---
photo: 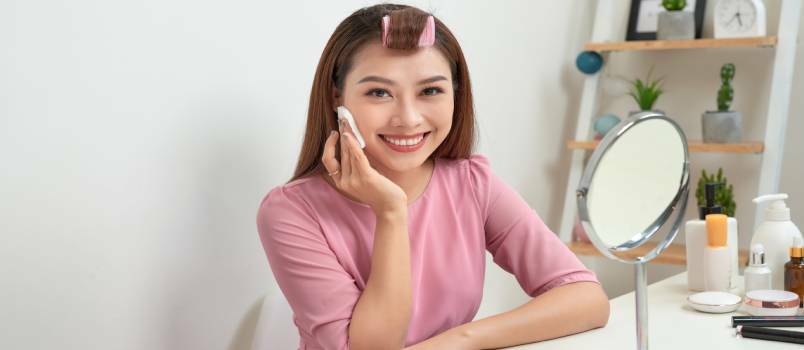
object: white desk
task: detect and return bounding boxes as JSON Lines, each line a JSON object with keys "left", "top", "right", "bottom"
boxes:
{"left": 505, "top": 272, "right": 803, "bottom": 349}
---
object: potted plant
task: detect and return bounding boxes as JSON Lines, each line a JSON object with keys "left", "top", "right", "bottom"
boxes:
{"left": 695, "top": 167, "right": 736, "bottom": 217}
{"left": 627, "top": 69, "right": 664, "bottom": 115}
{"left": 658, "top": 0, "right": 695, "bottom": 40}
{"left": 702, "top": 63, "right": 742, "bottom": 143}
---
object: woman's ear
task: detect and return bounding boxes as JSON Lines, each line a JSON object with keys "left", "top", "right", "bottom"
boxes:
{"left": 331, "top": 87, "right": 342, "bottom": 112}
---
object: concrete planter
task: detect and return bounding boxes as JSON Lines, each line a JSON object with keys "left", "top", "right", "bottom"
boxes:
{"left": 702, "top": 111, "right": 742, "bottom": 143}
{"left": 629, "top": 109, "right": 665, "bottom": 117}
{"left": 657, "top": 11, "right": 695, "bottom": 40}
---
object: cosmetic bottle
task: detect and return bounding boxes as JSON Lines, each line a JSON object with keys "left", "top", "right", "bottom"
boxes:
{"left": 687, "top": 183, "right": 738, "bottom": 291}
{"left": 784, "top": 236, "right": 804, "bottom": 307}
{"left": 751, "top": 193, "right": 803, "bottom": 290}
{"left": 744, "top": 243, "right": 772, "bottom": 293}
{"left": 704, "top": 213, "right": 731, "bottom": 292}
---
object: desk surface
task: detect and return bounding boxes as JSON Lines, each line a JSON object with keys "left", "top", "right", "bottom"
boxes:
{"left": 504, "top": 272, "right": 802, "bottom": 349}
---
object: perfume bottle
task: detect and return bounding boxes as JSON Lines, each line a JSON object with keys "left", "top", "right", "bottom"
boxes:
{"left": 784, "top": 236, "right": 804, "bottom": 307}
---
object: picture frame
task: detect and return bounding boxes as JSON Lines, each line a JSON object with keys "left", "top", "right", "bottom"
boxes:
{"left": 626, "top": 0, "right": 707, "bottom": 41}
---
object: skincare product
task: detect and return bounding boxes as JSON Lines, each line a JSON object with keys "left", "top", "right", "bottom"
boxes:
{"left": 687, "top": 291, "right": 741, "bottom": 313}
{"left": 687, "top": 183, "right": 739, "bottom": 291}
{"left": 745, "top": 243, "right": 772, "bottom": 293}
{"left": 743, "top": 290, "right": 801, "bottom": 316}
{"left": 750, "top": 193, "right": 803, "bottom": 290}
{"left": 784, "top": 236, "right": 804, "bottom": 307}
{"left": 704, "top": 213, "right": 731, "bottom": 292}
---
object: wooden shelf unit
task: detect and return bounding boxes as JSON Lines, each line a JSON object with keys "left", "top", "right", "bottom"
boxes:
{"left": 585, "top": 36, "right": 777, "bottom": 52}
{"left": 558, "top": 1, "right": 800, "bottom": 274}
{"left": 566, "top": 140, "right": 765, "bottom": 154}
{"left": 568, "top": 241, "right": 749, "bottom": 267}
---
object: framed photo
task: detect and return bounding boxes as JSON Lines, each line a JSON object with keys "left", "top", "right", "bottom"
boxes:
{"left": 626, "top": 0, "right": 706, "bottom": 41}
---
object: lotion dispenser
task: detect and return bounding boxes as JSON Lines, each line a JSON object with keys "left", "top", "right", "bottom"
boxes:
{"left": 750, "top": 193, "right": 803, "bottom": 290}
{"left": 704, "top": 213, "right": 731, "bottom": 292}
{"left": 687, "top": 183, "right": 738, "bottom": 291}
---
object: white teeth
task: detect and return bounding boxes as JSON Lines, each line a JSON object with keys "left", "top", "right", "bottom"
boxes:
{"left": 382, "top": 134, "right": 425, "bottom": 146}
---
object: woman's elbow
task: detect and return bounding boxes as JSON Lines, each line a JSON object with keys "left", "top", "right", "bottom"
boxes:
{"left": 588, "top": 283, "right": 610, "bottom": 329}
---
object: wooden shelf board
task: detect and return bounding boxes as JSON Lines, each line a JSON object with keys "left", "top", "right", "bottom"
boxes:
{"left": 568, "top": 241, "right": 749, "bottom": 266}
{"left": 585, "top": 37, "right": 778, "bottom": 52}
{"left": 567, "top": 140, "right": 764, "bottom": 154}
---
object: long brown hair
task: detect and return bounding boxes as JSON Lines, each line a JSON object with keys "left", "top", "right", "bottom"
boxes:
{"left": 289, "top": 3, "right": 476, "bottom": 183}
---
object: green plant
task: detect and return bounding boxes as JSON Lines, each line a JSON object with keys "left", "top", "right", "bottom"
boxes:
{"left": 662, "top": 0, "right": 687, "bottom": 11}
{"left": 695, "top": 167, "right": 736, "bottom": 217}
{"left": 717, "top": 63, "right": 736, "bottom": 111}
{"left": 628, "top": 68, "right": 664, "bottom": 111}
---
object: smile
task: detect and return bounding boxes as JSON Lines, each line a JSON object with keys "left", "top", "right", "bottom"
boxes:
{"left": 379, "top": 132, "right": 430, "bottom": 153}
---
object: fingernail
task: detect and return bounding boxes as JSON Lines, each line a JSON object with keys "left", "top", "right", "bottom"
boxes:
{"left": 330, "top": 130, "right": 336, "bottom": 137}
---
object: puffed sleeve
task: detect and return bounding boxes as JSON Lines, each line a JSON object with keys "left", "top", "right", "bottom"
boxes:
{"left": 256, "top": 186, "right": 358, "bottom": 350}
{"left": 468, "top": 154, "right": 600, "bottom": 297}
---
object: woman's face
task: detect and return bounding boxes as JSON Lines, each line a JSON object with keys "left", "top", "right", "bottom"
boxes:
{"left": 335, "top": 41, "right": 454, "bottom": 175}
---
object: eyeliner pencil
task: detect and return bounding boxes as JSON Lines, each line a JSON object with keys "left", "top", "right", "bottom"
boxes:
{"left": 737, "top": 326, "right": 804, "bottom": 345}
{"left": 732, "top": 316, "right": 804, "bottom": 328}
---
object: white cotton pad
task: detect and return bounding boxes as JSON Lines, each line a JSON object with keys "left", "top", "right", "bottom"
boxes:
{"left": 336, "top": 106, "right": 366, "bottom": 148}
{"left": 687, "top": 291, "right": 742, "bottom": 313}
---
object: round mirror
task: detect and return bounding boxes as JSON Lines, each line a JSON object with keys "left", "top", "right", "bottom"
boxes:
{"left": 575, "top": 111, "right": 690, "bottom": 350}
{"left": 577, "top": 112, "right": 690, "bottom": 263}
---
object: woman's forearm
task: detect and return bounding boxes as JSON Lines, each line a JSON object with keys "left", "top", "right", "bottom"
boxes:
{"left": 408, "top": 281, "right": 609, "bottom": 350}
{"left": 348, "top": 208, "right": 413, "bottom": 350}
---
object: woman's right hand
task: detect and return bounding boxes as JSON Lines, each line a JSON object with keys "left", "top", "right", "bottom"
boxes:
{"left": 321, "top": 127, "right": 408, "bottom": 215}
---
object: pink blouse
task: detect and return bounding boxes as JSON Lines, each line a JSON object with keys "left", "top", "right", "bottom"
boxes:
{"left": 256, "top": 154, "right": 599, "bottom": 349}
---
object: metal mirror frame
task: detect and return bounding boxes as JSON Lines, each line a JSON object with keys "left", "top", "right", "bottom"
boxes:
{"left": 575, "top": 111, "right": 690, "bottom": 350}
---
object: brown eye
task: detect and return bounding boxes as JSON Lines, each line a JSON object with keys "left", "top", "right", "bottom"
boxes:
{"left": 367, "top": 88, "right": 390, "bottom": 98}
{"left": 422, "top": 87, "right": 444, "bottom": 96}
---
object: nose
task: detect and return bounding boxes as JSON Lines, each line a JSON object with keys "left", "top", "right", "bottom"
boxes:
{"left": 390, "top": 97, "right": 424, "bottom": 128}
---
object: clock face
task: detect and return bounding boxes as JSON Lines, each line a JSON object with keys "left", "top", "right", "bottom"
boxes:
{"left": 716, "top": 0, "right": 757, "bottom": 33}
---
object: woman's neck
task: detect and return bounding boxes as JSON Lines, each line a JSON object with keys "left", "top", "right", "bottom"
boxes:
{"left": 320, "top": 158, "right": 435, "bottom": 206}
{"left": 372, "top": 158, "right": 434, "bottom": 205}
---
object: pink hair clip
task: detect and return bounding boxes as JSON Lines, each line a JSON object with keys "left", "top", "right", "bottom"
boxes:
{"left": 381, "top": 15, "right": 435, "bottom": 48}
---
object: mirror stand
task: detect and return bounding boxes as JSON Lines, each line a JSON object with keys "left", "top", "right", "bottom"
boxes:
{"left": 635, "top": 260, "right": 647, "bottom": 350}
{"left": 577, "top": 112, "right": 690, "bottom": 350}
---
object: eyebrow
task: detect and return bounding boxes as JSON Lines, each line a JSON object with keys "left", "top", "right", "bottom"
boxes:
{"left": 357, "top": 75, "right": 448, "bottom": 86}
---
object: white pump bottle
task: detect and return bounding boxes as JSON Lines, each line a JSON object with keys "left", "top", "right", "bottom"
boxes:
{"left": 750, "top": 193, "right": 803, "bottom": 290}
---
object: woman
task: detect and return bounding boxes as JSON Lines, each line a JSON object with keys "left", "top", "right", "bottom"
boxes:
{"left": 257, "top": 4, "right": 609, "bottom": 349}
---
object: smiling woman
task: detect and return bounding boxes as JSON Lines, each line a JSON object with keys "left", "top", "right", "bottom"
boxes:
{"left": 255, "top": 3, "right": 609, "bottom": 350}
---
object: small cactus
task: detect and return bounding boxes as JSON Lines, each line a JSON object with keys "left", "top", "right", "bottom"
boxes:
{"left": 717, "top": 63, "right": 736, "bottom": 112}
{"left": 662, "top": 0, "right": 687, "bottom": 11}
{"left": 695, "top": 168, "right": 736, "bottom": 217}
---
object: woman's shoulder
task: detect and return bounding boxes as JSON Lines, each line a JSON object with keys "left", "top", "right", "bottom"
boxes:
{"left": 257, "top": 175, "right": 330, "bottom": 220}
{"left": 435, "top": 154, "right": 500, "bottom": 212}
{"left": 437, "top": 153, "right": 494, "bottom": 181}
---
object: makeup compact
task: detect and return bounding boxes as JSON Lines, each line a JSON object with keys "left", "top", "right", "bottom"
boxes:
{"left": 743, "top": 290, "right": 801, "bottom": 316}
{"left": 687, "top": 291, "right": 742, "bottom": 313}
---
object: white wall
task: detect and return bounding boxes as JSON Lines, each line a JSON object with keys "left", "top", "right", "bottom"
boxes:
{"left": 1, "top": 0, "right": 802, "bottom": 349}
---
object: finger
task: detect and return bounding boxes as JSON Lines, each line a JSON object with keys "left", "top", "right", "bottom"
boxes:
{"left": 345, "top": 131, "right": 368, "bottom": 176}
{"left": 340, "top": 131, "right": 352, "bottom": 181}
{"left": 344, "top": 133, "right": 360, "bottom": 177}
{"left": 340, "top": 116, "right": 362, "bottom": 147}
{"left": 338, "top": 114, "right": 350, "bottom": 133}
{"left": 321, "top": 131, "right": 340, "bottom": 178}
